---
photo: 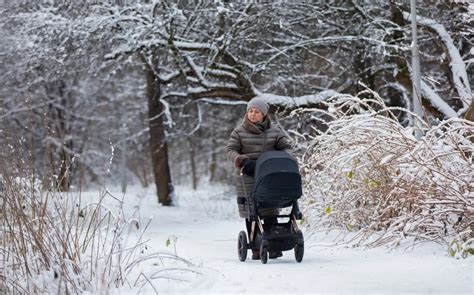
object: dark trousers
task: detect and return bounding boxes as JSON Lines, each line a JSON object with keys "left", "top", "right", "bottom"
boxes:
{"left": 245, "top": 217, "right": 278, "bottom": 250}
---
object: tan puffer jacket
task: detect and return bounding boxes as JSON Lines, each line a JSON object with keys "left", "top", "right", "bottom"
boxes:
{"left": 225, "top": 115, "right": 292, "bottom": 218}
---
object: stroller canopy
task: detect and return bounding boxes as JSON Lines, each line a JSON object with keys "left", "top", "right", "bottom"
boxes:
{"left": 253, "top": 151, "right": 302, "bottom": 208}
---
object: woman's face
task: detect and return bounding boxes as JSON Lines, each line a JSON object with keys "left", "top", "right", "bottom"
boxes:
{"left": 247, "top": 107, "right": 264, "bottom": 123}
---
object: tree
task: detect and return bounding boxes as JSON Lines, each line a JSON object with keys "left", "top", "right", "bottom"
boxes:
{"left": 0, "top": 5, "right": 100, "bottom": 190}
{"left": 0, "top": 4, "right": 151, "bottom": 190}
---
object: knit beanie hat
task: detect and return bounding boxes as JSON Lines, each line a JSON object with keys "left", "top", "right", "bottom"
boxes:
{"left": 246, "top": 97, "right": 269, "bottom": 116}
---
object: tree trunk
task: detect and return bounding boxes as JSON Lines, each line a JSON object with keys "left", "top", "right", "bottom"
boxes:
{"left": 188, "top": 136, "right": 198, "bottom": 190}
{"left": 464, "top": 101, "right": 474, "bottom": 122}
{"left": 47, "top": 91, "right": 71, "bottom": 192}
{"left": 120, "top": 129, "right": 127, "bottom": 194}
{"left": 58, "top": 147, "right": 70, "bottom": 191}
{"left": 389, "top": 3, "right": 445, "bottom": 121}
{"left": 209, "top": 137, "right": 217, "bottom": 183}
{"left": 145, "top": 63, "right": 173, "bottom": 205}
{"left": 464, "top": 101, "right": 474, "bottom": 146}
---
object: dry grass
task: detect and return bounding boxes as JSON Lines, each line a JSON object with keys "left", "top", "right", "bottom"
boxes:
{"left": 0, "top": 175, "right": 197, "bottom": 294}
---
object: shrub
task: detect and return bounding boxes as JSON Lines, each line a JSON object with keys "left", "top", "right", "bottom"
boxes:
{"left": 296, "top": 91, "right": 473, "bottom": 256}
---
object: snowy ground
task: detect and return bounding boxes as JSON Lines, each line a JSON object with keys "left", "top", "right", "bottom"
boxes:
{"left": 85, "top": 183, "right": 473, "bottom": 294}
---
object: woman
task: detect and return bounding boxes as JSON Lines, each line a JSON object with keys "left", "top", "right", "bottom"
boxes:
{"left": 226, "top": 97, "right": 292, "bottom": 259}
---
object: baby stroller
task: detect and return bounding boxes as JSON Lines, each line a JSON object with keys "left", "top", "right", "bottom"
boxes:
{"left": 237, "top": 150, "right": 304, "bottom": 264}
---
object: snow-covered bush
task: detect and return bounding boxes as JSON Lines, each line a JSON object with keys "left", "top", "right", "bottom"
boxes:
{"left": 297, "top": 91, "right": 473, "bottom": 256}
{"left": 0, "top": 175, "right": 195, "bottom": 293}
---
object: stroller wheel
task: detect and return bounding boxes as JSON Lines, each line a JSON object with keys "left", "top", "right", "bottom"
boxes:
{"left": 260, "top": 242, "right": 268, "bottom": 264}
{"left": 295, "top": 230, "right": 304, "bottom": 263}
{"left": 294, "top": 242, "right": 304, "bottom": 262}
{"left": 238, "top": 231, "right": 248, "bottom": 262}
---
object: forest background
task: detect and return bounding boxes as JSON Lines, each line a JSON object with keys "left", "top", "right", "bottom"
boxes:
{"left": 0, "top": 1, "right": 472, "bottom": 292}
{"left": 1, "top": 0, "right": 472, "bottom": 201}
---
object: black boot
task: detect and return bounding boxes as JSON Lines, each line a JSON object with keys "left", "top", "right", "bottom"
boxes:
{"left": 252, "top": 249, "right": 260, "bottom": 260}
{"left": 269, "top": 251, "right": 283, "bottom": 259}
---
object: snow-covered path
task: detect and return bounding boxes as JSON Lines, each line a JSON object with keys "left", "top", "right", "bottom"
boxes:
{"left": 116, "top": 184, "right": 472, "bottom": 294}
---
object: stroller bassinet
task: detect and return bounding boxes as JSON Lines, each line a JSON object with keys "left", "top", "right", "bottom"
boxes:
{"left": 237, "top": 150, "right": 304, "bottom": 264}
{"left": 254, "top": 151, "right": 302, "bottom": 209}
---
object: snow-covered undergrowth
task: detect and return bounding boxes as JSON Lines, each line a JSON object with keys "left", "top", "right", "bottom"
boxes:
{"left": 0, "top": 177, "right": 196, "bottom": 294}
{"left": 296, "top": 91, "right": 473, "bottom": 257}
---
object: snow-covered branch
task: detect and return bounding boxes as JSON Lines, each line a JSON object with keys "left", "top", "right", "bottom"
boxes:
{"left": 403, "top": 11, "right": 472, "bottom": 115}
{"left": 256, "top": 91, "right": 342, "bottom": 109}
{"left": 421, "top": 80, "right": 458, "bottom": 118}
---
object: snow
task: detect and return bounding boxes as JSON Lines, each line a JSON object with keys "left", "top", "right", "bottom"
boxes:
{"left": 82, "top": 182, "right": 473, "bottom": 294}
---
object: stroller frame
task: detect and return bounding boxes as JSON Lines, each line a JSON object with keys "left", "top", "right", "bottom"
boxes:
{"left": 237, "top": 166, "right": 304, "bottom": 264}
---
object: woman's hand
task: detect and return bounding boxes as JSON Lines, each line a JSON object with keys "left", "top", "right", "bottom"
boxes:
{"left": 241, "top": 159, "right": 257, "bottom": 176}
